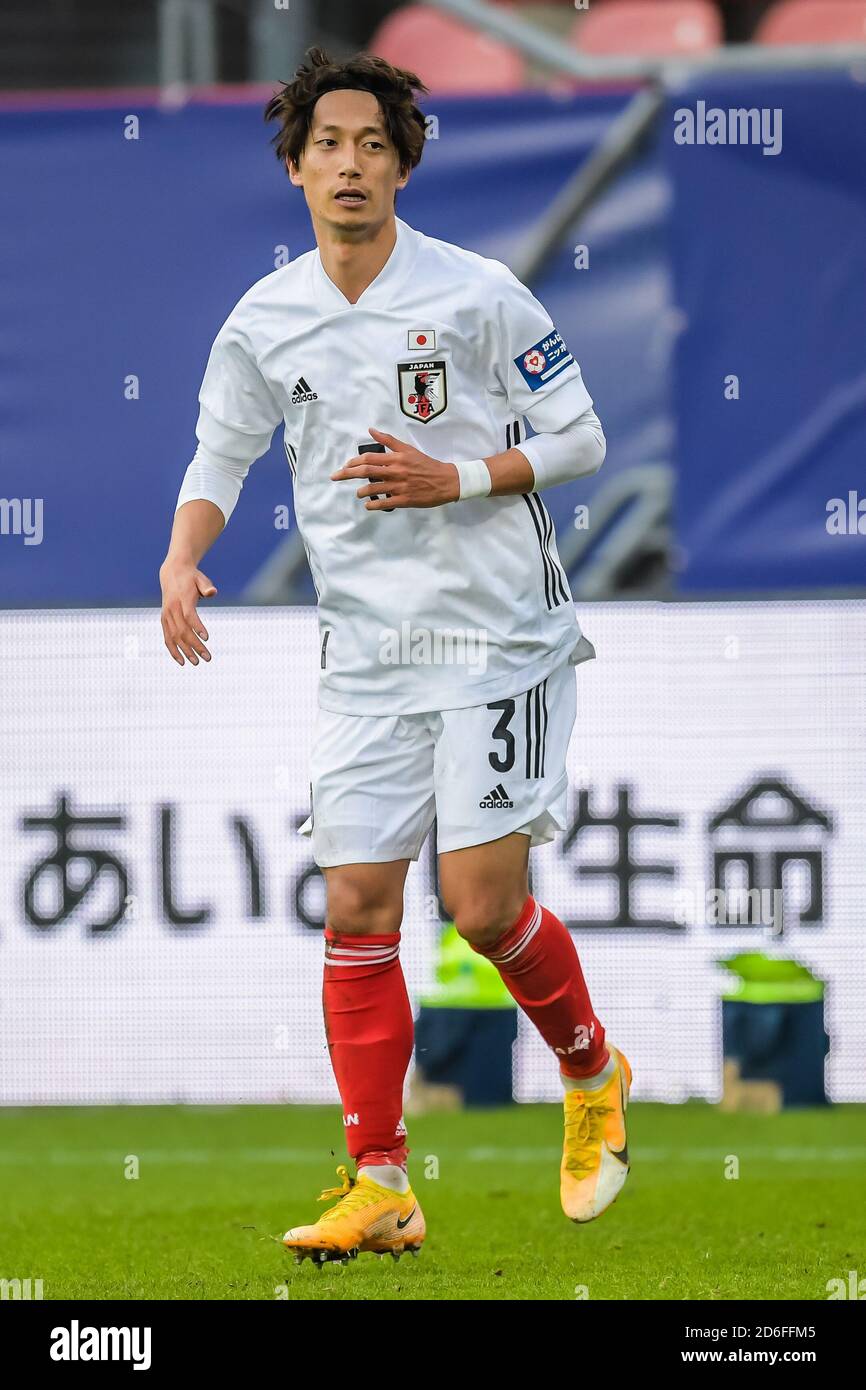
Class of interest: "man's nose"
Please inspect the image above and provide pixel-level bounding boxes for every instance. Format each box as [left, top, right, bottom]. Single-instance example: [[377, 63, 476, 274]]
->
[[339, 145, 361, 174]]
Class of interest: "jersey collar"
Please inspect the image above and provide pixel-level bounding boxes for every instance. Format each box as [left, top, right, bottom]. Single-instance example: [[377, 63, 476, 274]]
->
[[311, 216, 419, 316]]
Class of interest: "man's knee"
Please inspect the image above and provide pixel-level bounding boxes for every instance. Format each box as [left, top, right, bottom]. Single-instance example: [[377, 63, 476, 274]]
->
[[324, 867, 405, 935], [449, 890, 529, 950], [439, 833, 530, 948]]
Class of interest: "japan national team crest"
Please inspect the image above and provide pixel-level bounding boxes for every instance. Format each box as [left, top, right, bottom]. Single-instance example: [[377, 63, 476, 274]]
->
[[397, 359, 448, 423]]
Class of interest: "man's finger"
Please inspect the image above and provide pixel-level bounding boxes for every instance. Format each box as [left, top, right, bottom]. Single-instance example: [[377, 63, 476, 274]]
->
[[368, 427, 405, 450], [186, 637, 211, 661], [178, 623, 211, 661], [181, 605, 209, 643], [331, 458, 399, 480], [161, 616, 185, 666], [165, 627, 196, 664], [366, 494, 409, 510], [165, 608, 210, 662], [175, 637, 200, 666], [356, 480, 404, 500]]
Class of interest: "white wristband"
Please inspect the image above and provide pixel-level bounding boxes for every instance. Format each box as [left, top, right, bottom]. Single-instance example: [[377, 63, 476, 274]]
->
[[453, 458, 492, 500]]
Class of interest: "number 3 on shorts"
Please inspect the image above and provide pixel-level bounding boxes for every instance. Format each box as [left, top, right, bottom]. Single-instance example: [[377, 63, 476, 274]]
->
[[486, 699, 516, 773]]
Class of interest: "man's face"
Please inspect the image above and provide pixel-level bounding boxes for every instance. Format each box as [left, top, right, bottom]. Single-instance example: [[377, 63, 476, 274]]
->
[[288, 88, 409, 236]]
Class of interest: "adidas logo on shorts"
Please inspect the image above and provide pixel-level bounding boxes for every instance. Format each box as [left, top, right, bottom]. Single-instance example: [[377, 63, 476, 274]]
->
[[479, 783, 514, 809], [291, 376, 318, 403]]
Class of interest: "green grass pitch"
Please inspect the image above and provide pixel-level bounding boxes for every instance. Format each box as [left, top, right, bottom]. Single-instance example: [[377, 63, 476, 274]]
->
[[2, 1102, 864, 1301]]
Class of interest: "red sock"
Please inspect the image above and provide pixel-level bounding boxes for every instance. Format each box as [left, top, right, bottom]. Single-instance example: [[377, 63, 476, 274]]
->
[[322, 928, 413, 1170], [471, 896, 608, 1078]]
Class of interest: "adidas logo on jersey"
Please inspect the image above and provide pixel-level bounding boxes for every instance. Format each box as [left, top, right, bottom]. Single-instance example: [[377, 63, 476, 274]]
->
[[479, 783, 514, 809], [291, 376, 318, 403]]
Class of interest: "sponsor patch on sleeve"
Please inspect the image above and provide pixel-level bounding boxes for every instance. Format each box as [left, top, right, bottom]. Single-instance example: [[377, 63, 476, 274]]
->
[[513, 330, 575, 392]]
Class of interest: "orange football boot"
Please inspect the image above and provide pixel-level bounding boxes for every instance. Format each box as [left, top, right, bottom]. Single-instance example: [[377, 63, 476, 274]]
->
[[283, 1165, 426, 1265], [561, 1044, 632, 1223]]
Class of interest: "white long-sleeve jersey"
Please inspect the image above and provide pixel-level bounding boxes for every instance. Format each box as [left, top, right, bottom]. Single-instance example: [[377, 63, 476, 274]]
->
[[177, 216, 604, 714]]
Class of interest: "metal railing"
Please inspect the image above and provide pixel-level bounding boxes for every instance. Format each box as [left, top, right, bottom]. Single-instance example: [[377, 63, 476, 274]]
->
[[158, 0, 317, 87], [431, 0, 866, 80]]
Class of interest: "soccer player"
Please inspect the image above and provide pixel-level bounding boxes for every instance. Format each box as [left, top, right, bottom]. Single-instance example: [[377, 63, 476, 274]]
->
[[160, 48, 631, 1265]]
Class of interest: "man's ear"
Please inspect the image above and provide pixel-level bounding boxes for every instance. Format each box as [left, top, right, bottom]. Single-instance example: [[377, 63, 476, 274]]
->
[[287, 155, 302, 187]]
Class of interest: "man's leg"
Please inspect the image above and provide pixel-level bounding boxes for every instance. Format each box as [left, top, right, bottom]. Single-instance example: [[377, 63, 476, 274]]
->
[[432, 660, 631, 1222], [283, 708, 434, 1261], [282, 856, 428, 1262], [437, 833, 610, 1083], [299, 703, 436, 1181], [439, 832, 631, 1222], [322, 860, 414, 1186]]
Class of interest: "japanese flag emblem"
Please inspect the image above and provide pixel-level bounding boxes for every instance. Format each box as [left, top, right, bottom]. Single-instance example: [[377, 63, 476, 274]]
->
[[408, 329, 436, 351]]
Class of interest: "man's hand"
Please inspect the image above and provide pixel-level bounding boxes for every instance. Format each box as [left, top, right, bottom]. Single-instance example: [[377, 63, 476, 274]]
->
[[159, 560, 217, 666], [331, 427, 460, 509]]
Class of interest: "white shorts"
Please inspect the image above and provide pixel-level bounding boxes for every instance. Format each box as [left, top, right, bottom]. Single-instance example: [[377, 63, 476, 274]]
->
[[298, 658, 577, 866]]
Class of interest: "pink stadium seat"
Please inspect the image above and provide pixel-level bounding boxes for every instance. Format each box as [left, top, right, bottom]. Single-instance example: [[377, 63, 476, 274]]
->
[[572, 0, 722, 56], [758, 1, 866, 45], [369, 4, 525, 93]]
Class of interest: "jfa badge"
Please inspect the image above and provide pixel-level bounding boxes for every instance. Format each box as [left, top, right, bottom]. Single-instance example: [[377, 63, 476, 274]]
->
[[397, 360, 448, 423]]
